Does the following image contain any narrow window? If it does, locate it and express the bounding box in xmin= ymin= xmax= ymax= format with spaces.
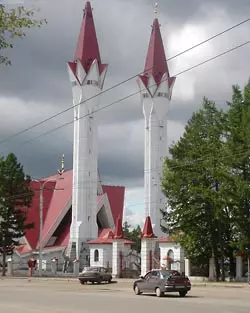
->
xmin=94 ymin=249 xmax=99 ymax=262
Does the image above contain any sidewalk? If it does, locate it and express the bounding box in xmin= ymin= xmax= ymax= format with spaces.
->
xmin=2 ymin=276 xmax=250 ymax=289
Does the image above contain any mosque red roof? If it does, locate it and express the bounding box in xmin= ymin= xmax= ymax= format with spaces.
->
xmin=19 ymin=170 xmax=125 ymax=255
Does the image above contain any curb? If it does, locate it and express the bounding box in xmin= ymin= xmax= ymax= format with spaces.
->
xmin=191 ymin=283 xmax=250 ymax=288
xmin=1 ymin=277 xmax=250 ymax=289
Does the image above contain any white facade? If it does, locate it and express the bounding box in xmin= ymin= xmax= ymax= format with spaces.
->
xmin=138 ymin=75 xmax=175 ymax=237
xmin=89 ymin=243 xmax=132 ymax=271
xmin=112 ymin=239 xmax=125 ymax=278
xmin=89 ymin=244 xmax=112 ymax=269
xmin=159 ymin=241 xmax=185 ymax=273
xmin=141 ymin=238 xmax=156 ymax=276
xmin=67 ymin=60 xmax=108 ymax=259
xmin=10 ymin=248 xmax=65 ymax=273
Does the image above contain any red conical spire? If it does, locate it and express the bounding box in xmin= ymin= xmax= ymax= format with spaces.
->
xmin=141 ymin=216 xmax=156 ymax=238
xmin=140 ymin=3 xmax=174 ymax=87
xmin=73 ymin=1 xmax=104 ymax=73
xmin=144 ymin=18 xmax=169 ymax=84
xmin=114 ymin=216 xmax=124 ymax=239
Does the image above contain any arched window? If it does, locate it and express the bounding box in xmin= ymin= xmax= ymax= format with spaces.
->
xmin=167 ymin=249 xmax=174 ymax=270
xmin=94 ymin=249 xmax=99 ymax=262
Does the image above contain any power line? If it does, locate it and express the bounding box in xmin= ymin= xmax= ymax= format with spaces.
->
xmin=2 ymin=146 xmax=250 ymax=210
xmin=1 ymin=146 xmax=250 ymax=213
xmin=167 ymin=17 xmax=250 ymax=61
xmin=0 ymin=16 xmax=249 ymax=146
xmin=13 ymin=39 xmax=250 ymax=149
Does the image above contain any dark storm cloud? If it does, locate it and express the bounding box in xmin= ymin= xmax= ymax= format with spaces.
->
xmin=1 ymin=0 xmax=250 ymax=187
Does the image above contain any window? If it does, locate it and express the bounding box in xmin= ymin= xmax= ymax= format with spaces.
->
xmin=161 ymin=270 xmax=180 ymax=278
xmin=72 ymin=81 xmax=77 ymax=87
xmin=157 ymin=92 xmax=168 ymax=98
xmin=142 ymin=93 xmax=149 ymax=98
xmin=151 ymin=270 xmax=160 ymax=278
xmin=86 ymin=80 xmax=99 ymax=86
xmin=94 ymin=249 xmax=99 ymax=262
xmin=144 ymin=272 xmax=151 ymax=280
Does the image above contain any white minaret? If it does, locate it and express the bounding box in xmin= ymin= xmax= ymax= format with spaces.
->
xmin=66 ymin=1 xmax=108 ymax=261
xmin=137 ymin=3 xmax=175 ymax=237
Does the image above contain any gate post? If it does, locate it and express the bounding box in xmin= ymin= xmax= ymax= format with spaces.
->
xmin=140 ymin=217 xmax=157 ymax=276
xmin=7 ymin=257 xmax=13 ymax=276
xmin=112 ymin=217 xmax=125 ymax=278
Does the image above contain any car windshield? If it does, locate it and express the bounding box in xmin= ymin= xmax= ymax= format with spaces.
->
xmin=161 ymin=270 xmax=181 ymax=278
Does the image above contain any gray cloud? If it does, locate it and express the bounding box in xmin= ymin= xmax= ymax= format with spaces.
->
xmin=0 ymin=0 xmax=250 ymax=194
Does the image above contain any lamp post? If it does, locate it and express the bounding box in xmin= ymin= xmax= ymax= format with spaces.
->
xmin=30 ymin=155 xmax=65 ymax=277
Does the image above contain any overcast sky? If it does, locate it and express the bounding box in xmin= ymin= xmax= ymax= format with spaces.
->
xmin=1 ymin=0 xmax=250 ymax=227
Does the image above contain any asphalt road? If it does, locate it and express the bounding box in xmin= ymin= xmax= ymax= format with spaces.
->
xmin=0 ymin=279 xmax=250 ymax=313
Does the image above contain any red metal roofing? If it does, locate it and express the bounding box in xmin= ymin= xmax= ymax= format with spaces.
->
xmin=102 ymin=185 xmax=125 ymax=225
xmin=19 ymin=170 xmax=125 ymax=254
xmin=140 ymin=17 xmax=175 ymax=88
xmin=53 ymin=209 xmax=71 ymax=247
xmin=88 ymin=227 xmax=133 ymax=245
xmin=140 ymin=216 xmax=156 ymax=238
xmin=113 ymin=216 xmax=124 ymax=239
xmin=71 ymin=1 xmax=107 ymax=74
xmin=41 ymin=170 xmax=72 ymax=248
xmin=98 ymin=228 xmax=113 ymax=238
xmin=158 ymin=236 xmax=175 ymax=243
xmin=87 ymin=238 xmax=133 ymax=245
xmin=22 ymin=181 xmax=55 ymax=249
xmin=16 ymin=245 xmax=32 ymax=255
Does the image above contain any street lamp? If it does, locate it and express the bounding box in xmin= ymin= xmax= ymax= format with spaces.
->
xmin=29 ymin=155 xmax=65 ymax=277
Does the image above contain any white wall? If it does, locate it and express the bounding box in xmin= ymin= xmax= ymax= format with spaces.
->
xmin=12 ymin=249 xmax=65 ymax=271
xmin=141 ymin=238 xmax=156 ymax=276
xmin=159 ymin=242 xmax=185 ymax=273
xmin=89 ymin=244 xmax=112 ymax=269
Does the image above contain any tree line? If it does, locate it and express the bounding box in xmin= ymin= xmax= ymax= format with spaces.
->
xmin=161 ymin=80 xmax=250 ymax=281
xmin=0 ymin=153 xmax=33 ymax=276
xmin=0 ymin=2 xmax=45 ymax=276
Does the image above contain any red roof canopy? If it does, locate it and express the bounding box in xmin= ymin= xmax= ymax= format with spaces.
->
xmin=19 ymin=170 xmax=125 ymax=254
xmin=158 ymin=236 xmax=175 ymax=243
xmin=72 ymin=0 xmax=107 ymax=74
xmin=140 ymin=15 xmax=175 ymax=88
xmin=140 ymin=216 xmax=156 ymax=239
xmin=113 ymin=216 xmax=124 ymax=239
xmin=88 ymin=228 xmax=133 ymax=245
xmin=144 ymin=18 xmax=169 ymax=84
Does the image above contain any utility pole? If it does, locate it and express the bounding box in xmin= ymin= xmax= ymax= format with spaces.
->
xmin=31 ymin=154 xmax=65 ymax=277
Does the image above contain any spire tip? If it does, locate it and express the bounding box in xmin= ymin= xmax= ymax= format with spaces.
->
xmin=154 ymin=2 xmax=158 ymax=19
xmin=58 ymin=154 xmax=65 ymax=175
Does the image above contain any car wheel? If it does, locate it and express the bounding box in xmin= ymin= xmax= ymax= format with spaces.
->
xmin=134 ymin=284 xmax=142 ymax=295
xmin=179 ymin=291 xmax=187 ymax=297
xmin=108 ymin=278 xmax=112 ymax=284
xmin=80 ymin=281 xmax=85 ymax=285
xmin=155 ymin=287 xmax=163 ymax=297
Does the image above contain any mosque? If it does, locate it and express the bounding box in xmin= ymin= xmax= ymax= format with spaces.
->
xmin=12 ymin=1 xmax=186 ymax=277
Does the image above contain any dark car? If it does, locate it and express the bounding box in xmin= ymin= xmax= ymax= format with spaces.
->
xmin=133 ymin=269 xmax=191 ymax=297
xmin=78 ymin=266 xmax=112 ymax=285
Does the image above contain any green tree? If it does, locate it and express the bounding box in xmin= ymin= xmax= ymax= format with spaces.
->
xmin=122 ymin=222 xmax=141 ymax=253
xmin=0 ymin=153 xmax=33 ymax=276
xmin=122 ymin=221 xmax=131 ymax=239
xmin=225 ymin=82 xmax=250 ymax=273
xmin=161 ymin=98 xmax=232 ymax=280
xmin=0 ymin=4 xmax=47 ymax=65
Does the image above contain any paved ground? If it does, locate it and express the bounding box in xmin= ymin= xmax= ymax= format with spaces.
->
xmin=0 ymin=279 xmax=250 ymax=313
